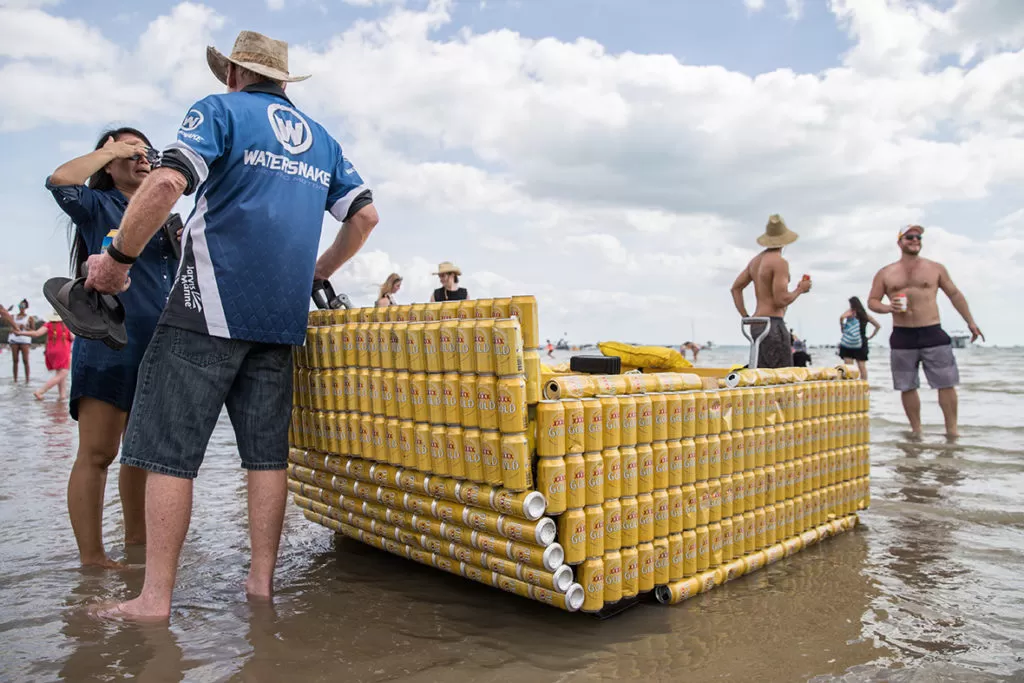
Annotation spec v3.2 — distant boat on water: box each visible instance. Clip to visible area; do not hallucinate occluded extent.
[949,331,970,349]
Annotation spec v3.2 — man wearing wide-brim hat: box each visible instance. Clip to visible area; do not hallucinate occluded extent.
[430,261,469,302]
[85,30,380,621]
[729,214,812,368]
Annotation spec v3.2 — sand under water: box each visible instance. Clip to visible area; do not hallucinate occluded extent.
[1,345,1021,681]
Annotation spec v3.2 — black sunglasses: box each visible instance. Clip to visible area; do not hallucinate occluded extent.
[902,234,922,241]
[130,147,161,165]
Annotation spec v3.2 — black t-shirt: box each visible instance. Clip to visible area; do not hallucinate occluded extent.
[433,287,468,301]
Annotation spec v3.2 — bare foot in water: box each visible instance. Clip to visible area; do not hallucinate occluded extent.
[945,431,959,442]
[90,599,170,623]
[81,555,129,570]
[245,577,274,600]
[33,391,44,401]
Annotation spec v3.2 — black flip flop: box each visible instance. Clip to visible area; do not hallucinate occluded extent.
[43,276,109,340]
[97,293,127,350]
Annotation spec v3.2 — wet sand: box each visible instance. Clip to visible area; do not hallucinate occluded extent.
[1,346,1022,681]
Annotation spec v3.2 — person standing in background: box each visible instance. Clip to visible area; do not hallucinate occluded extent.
[8,299,34,382]
[19,313,74,401]
[868,225,983,438]
[376,273,402,307]
[430,262,468,301]
[838,296,880,380]
[791,331,811,367]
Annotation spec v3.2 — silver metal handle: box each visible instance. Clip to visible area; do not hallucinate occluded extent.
[741,316,772,369]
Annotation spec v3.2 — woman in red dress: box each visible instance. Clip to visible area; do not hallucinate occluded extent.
[21,313,74,400]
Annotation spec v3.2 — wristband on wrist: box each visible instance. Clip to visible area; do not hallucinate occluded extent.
[106,244,137,265]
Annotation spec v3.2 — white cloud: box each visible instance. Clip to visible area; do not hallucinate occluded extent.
[0,7,117,67]
[267,0,285,9]
[785,0,804,20]
[744,0,766,11]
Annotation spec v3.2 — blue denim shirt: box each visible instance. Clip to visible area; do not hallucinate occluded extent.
[46,178,178,416]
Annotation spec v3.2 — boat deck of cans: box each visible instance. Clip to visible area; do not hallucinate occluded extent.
[289,298,870,615]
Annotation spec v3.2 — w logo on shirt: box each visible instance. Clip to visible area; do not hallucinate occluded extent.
[267,104,313,155]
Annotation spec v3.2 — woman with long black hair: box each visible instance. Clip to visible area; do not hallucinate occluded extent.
[46,127,179,567]
[839,296,880,380]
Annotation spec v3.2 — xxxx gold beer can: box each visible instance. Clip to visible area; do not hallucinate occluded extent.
[743,511,756,554]
[456,321,475,374]
[558,508,587,565]
[695,480,710,526]
[491,296,511,320]
[370,416,386,461]
[667,440,683,488]
[720,517,734,563]
[492,319,524,377]
[695,436,709,482]
[524,351,541,405]
[680,392,697,438]
[782,423,795,463]
[565,453,586,509]
[636,444,655,495]
[462,430,485,483]
[668,533,684,582]
[708,435,722,480]
[653,489,670,539]
[379,323,395,370]
[753,427,767,468]
[429,425,448,475]
[637,492,655,544]
[668,486,684,534]
[455,298,474,321]
[652,441,669,490]
[408,303,425,323]
[753,467,767,509]
[682,483,698,531]
[603,550,623,604]
[499,432,531,491]
[369,369,384,416]
[394,371,412,421]
[650,393,669,442]
[367,323,382,368]
[718,431,734,478]
[409,372,429,424]
[599,396,621,449]
[728,388,744,432]
[497,376,528,434]
[683,529,697,577]
[754,508,766,550]
[509,295,539,349]
[442,372,461,425]
[425,374,444,425]
[620,446,638,497]
[721,474,734,519]
[695,525,710,572]
[585,504,605,558]
[665,392,684,441]
[328,325,344,368]
[438,319,458,373]
[681,438,697,485]
[620,496,639,548]
[480,430,502,485]
[385,418,401,465]
[446,425,466,479]
[536,400,566,457]
[635,394,653,445]
[765,463,779,506]
[381,371,397,419]
[764,425,778,466]
[580,556,605,613]
[764,503,777,546]
[562,399,585,454]
[793,457,805,496]
[476,374,498,431]
[638,542,655,593]
[792,420,806,460]
[708,522,723,569]
[473,298,493,320]
[340,324,356,368]
[707,392,722,435]
[730,514,745,559]
[581,398,603,453]
[399,420,416,469]
[602,448,622,500]
[405,324,425,373]
[325,412,340,454]
[653,537,670,586]
[458,374,478,428]
[752,387,767,428]
[584,451,605,506]
[390,323,408,372]
[603,498,623,551]
[693,391,709,437]
[438,301,458,321]
[422,322,442,374]
[472,319,495,375]
[622,546,640,598]
[619,395,638,447]
[537,456,567,515]
[708,478,722,524]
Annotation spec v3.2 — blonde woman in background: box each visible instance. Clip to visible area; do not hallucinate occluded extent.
[376,273,402,307]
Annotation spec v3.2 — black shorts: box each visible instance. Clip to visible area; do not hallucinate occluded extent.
[839,345,868,362]
[751,317,793,369]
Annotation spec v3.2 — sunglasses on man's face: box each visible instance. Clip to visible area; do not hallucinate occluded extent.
[902,234,923,242]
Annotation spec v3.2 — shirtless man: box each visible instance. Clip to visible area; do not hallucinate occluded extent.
[730,215,812,368]
[868,225,983,438]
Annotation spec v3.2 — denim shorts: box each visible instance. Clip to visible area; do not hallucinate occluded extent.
[120,324,293,479]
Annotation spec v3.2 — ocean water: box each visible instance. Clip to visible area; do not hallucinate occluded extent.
[0,344,1021,682]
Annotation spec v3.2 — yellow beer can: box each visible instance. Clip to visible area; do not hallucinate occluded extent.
[385,417,401,465]
[707,392,722,435]
[668,533,684,582]
[765,463,779,506]
[537,456,567,515]
[458,374,478,429]
[580,555,605,613]
[695,524,710,572]
[719,432,734,477]
[603,550,623,604]
[652,441,670,490]
[603,498,623,551]
[476,374,498,431]
[581,398,602,453]
[409,372,428,424]
[422,322,442,374]
[682,483,698,531]
[425,374,444,425]
[455,321,475,374]
[438,319,458,373]
[653,538,670,586]
[720,474,734,519]
[378,323,395,370]
[764,425,778,466]
[619,395,638,447]
[743,511,756,554]
[438,301,458,321]
[602,447,622,500]
[491,296,511,320]
[429,425,447,475]
[390,323,408,372]
[693,391,709,437]
[773,502,786,541]
[752,427,766,468]
[499,432,532,491]
[496,375,528,434]
[558,508,587,565]
[562,399,585,455]
[480,430,502,485]
[367,323,382,368]
[728,514,743,559]
[707,434,722,480]
[792,420,805,460]
[620,446,638,497]
[792,457,805,497]
[637,444,655,494]
[740,428,755,471]
[695,436,709,482]
[381,370,397,419]
[622,545,640,598]
[492,319,524,378]
[635,394,653,445]
[732,472,747,514]
[368,369,383,416]
[638,542,655,593]
[667,440,684,488]
[472,298,492,320]
[682,529,698,577]
[753,467,767,509]
[585,504,605,558]
[599,396,621,448]
[695,479,711,527]
[742,470,756,513]
[565,453,586,509]
[393,371,411,421]
[667,485,684,534]
[637,492,655,543]
[404,324,425,374]
[653,489,670,539]
[782,423,795,463]
[472,319,495,375]
[650,393,669,442]
[584,451,605,506]
[524,350,541,405]
[508,295,539,349]
[764,504,777,547]
[809,453,822,491]
[665,392,684,441]
[708,477,722,524]
[708,522,723,569]
[621,496,639,548]
[681,438,697,485]
[742,388,756,426]
[327,325,344,368]
[398,420,415,469]
[446,425,466,479]
[536,400,567,457]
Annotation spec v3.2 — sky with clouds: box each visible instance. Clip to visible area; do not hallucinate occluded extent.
[1,0,1022,346]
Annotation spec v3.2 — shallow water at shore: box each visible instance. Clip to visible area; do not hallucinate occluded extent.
[1,345,1022,682]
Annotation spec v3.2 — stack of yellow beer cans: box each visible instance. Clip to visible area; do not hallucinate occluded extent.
[289,298,869,615]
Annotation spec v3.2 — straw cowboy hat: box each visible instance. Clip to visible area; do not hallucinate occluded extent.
[47,312,63,322]
[757,214,799,248]
[434,261,462,276]
[207,30,310,85]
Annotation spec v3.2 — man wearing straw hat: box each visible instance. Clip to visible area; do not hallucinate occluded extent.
[84,30,379,620]
[730,215,812,368]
